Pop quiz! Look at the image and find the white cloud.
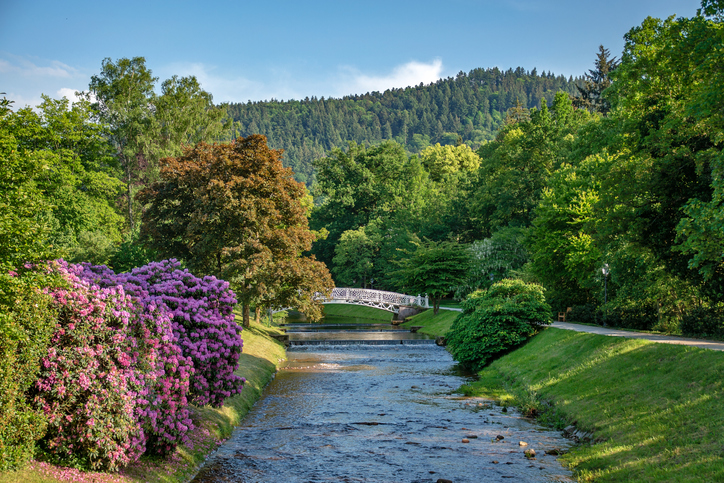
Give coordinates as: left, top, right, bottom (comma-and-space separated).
2, 92, 42, 110
333, 59, 445, 96
56, 87, 91, 103
159, 59, 446, 104
160, 62, 297, 103
0, 56, 80, 79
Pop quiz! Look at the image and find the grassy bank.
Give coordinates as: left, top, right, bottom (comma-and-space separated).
321, 304, 393, 321
0, 315, 286, 483
400, 308, 460, 337
461, 327, 724, 482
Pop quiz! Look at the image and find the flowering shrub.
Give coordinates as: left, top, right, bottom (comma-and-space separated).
76, 263, 195, 456
81, 260, 244, 408
32, 262, 144, 471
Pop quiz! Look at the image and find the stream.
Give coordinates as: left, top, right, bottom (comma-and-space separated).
192, 313, 575, 483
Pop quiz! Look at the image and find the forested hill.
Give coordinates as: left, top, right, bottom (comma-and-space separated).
225, 67, 583, 185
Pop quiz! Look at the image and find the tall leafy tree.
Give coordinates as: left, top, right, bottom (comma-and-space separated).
88, 57, 157, 231
7, 96, 125, 264
138, 135, 333, 327
88, 57, 235, 231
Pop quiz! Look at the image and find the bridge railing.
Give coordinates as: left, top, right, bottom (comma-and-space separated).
321, 288, 430, 309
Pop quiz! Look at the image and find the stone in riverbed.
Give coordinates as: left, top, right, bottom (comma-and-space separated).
519, 441, 528, 446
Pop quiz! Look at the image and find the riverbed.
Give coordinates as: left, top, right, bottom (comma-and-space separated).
192, 326, 575, 482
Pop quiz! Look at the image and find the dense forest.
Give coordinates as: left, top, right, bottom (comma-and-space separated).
225, 68, 583, 185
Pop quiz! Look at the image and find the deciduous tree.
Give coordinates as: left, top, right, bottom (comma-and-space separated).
138, 135, 333, 327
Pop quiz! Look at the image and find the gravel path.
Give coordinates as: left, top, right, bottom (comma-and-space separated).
551, 322, 724, 351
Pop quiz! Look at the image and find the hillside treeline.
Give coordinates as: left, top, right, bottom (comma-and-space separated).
225, 67, 583, 184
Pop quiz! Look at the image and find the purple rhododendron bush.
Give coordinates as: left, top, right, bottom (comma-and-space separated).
25, 259, 244, 472
79, 259, 245, 408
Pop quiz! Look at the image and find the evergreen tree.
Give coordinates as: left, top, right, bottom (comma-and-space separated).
572, 45, 620, 115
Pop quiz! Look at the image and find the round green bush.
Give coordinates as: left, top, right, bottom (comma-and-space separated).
446, 279, 552, 371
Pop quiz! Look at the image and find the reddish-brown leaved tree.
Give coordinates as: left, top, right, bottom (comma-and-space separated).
138, 135, 333, 327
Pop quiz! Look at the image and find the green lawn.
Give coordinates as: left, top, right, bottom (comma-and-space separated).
321, 303, 393, 321
400, 308, 460, 337
0, 313, 287, 483
460, 327, 724, 482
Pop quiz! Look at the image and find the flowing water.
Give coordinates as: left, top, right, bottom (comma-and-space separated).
192, 313, 575, 483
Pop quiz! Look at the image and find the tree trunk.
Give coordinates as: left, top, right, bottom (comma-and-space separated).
242, 304, 251, 328
255, 306, 261, 324
126, 156, 134, 231
433, 299, 439, 316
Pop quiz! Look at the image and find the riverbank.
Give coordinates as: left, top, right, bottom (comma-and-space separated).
0, 313, 287, 483
461, 327, 724, 482
321, 304, 393, 321
402, 309, 724, 481
400, 308, 459, 336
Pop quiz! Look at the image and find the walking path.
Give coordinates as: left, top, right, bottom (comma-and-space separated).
551, 321, 724, 352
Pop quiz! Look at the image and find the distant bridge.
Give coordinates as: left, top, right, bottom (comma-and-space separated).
320, 288, 429, 314
271, 288, 429, 316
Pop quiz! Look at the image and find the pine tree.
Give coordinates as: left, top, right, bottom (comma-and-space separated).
572, 45, 620, 115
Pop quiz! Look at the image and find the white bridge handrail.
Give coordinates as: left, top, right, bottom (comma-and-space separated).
319, 288, 430, 309
269, 288, 429, 318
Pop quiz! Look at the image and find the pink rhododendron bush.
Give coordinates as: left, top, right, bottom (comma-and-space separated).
26, 259, 244, 472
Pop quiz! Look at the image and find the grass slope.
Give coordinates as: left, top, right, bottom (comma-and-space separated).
321, 304, 393, 321
400, 308, 460, 337
461, 327, 724, 482
0, 314, 286, 483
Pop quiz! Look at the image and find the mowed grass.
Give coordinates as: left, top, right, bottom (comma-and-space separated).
321, 303, 393, 321
0, 313, 287, 483
461, 327, 724, 482
400, 308, 460, 337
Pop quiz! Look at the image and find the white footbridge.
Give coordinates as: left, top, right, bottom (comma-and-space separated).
320, 287, 429, 314
271, 288, 429, 315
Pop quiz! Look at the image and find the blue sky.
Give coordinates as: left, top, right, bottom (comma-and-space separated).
0, 0, 702, 108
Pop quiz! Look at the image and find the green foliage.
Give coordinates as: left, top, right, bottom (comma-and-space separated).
571, 45, 620, 114
459, 226, 528, 297
446, 279, 551, 371
418, 143, 480, 182
680, 303, 724, 339
4, 96, 125, 266
472, 92, 592, 235
0, 270, 58, 471
226, 67, 583, 185
88, 57, 236, 230
393, 238, 471, 314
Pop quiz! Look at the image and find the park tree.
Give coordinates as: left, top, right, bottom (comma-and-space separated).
0, 96, 56, 269
393, 238, 471, 315
332, 225, 381, 288
138, 134, 333, 327
88, 57, 235, 231
7, 96, 125, 265
88, 57, 157, 231
418, 143, 480, 182
572, 45, 620, 115
311, 141, 428, 271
